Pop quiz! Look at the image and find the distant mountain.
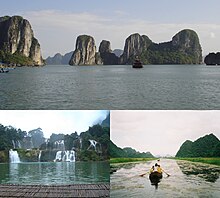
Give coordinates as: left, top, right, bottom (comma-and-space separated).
101, 113, 110, 127
176, 133, 220, 157
46, 51, 73, 65
113, 49, 123, 57
110, 140, 154, 158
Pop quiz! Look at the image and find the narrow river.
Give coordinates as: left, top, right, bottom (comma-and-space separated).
110, 159, 220, 197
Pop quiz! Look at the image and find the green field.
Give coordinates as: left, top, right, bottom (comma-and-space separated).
110, 158, 155, 164
176, 158, 220, 166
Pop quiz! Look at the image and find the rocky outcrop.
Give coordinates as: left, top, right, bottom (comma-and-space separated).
46, 51, 73, 65
204, 52, 220, 65
120, 33, 152, 64
171, 29, 202, 64
69, 35, 102, 65
176, 133, 220, 157
120, 29, 202, 64
0, 16, 44, 66
99, 40, 119, 65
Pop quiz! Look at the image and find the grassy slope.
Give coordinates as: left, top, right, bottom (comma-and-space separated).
176, 158, 220, 166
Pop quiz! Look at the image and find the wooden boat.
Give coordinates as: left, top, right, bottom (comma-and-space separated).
149, 171, 162, 185
132, 56, 143, 68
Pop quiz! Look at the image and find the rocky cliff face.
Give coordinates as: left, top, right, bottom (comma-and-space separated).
171, 29, 202, 63
99, 40, 119, 65
69, 35, 102, 65
204, 52, 220, 65
120, 33, 152, 64
0, 16, 43, 66
120, 29, 202, 64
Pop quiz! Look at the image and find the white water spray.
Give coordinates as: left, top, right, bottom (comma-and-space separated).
9, 149, 21, 163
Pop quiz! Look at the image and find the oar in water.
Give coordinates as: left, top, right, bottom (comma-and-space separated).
162, 170, 170, 177
139, 172, 148, 177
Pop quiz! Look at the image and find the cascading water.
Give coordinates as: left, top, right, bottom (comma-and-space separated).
9, 149, 21, 163
54, 151, 63, 162
54, 150, 75, 162
38, 150, 42, 162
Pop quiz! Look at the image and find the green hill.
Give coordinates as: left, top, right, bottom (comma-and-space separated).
176, 133, 220, 157
110, 140, 154, 158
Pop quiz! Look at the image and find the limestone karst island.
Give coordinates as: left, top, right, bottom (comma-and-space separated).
0, 16, 44, 67
1, 15, 219, 67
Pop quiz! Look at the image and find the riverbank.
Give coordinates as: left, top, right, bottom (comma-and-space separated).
176, 158, 220, 166
110, 158, 155, 174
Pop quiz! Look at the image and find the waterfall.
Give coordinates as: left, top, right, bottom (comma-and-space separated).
12, 140, 16, 149
54, 151, 63, 162
9, 149, 21, 163
54, 150, 75, 162
38, 150, 42, 162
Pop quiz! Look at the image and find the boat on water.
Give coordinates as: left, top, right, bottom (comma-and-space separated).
132, 56, 143, 68
149, 171, 162, 185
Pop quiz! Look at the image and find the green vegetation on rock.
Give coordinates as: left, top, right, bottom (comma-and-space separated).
121, 29, 202, 65
176, 134, 220, 158
109, 140, 154, 158
0, 50, 38, 66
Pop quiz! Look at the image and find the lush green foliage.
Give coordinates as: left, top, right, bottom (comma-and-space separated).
0, 116, 110, 162
176, 158, 220, 166
0, 50, 36, 66
0, 124, 27, 151
176, 134, 220, 157
133, 29, 202, 64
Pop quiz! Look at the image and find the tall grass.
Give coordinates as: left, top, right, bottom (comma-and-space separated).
176, 158, 220, 166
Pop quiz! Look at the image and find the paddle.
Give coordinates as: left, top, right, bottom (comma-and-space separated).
139, 172, 148, 177
162, 170, 170, 177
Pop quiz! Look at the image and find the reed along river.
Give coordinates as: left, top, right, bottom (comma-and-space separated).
110, 159, 220, 198
1, 65, 220, 110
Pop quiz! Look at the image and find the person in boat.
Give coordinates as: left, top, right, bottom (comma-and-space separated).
150, 166, 155, 173
156, 165, 162, 174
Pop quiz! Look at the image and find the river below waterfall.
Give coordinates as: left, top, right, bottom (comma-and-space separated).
110, 159, 220, 197
0, 161, 109, 185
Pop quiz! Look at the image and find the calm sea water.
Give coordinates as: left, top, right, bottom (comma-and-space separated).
0, 161, 109, 185
111, 159, 220, 198
0, 65, 220, 109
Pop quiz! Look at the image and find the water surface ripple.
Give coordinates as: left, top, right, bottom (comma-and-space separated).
1, 65, 220, 109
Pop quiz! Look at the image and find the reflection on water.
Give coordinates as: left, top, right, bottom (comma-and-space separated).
0, 162, 109, 185
111, 159, 220, 198
177, 160, 220, 183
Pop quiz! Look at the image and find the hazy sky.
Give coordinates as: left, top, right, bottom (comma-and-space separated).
111, 110, 220, 157
1, 0, 220, 58
0, 110, 108, 138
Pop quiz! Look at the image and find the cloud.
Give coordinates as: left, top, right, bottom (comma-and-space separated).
210, 32, 215, 38
22, 10, 220, 57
